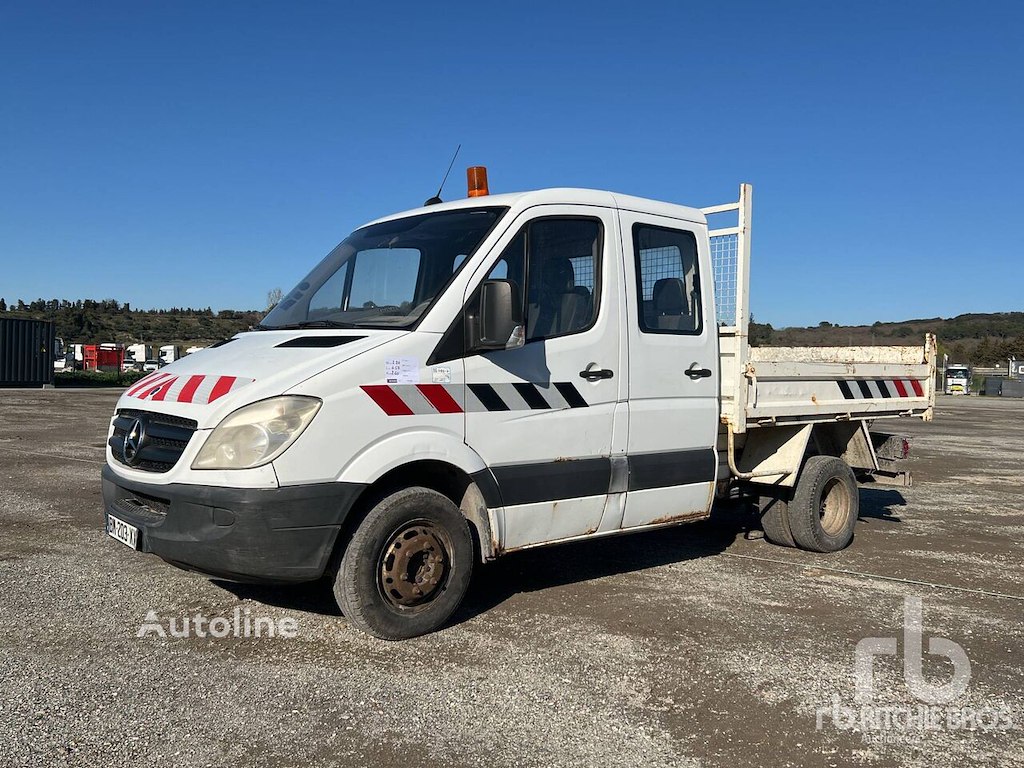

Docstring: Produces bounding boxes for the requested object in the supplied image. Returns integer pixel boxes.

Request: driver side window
[481,217,602,343]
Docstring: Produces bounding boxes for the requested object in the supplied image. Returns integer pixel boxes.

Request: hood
[115,329,403,427]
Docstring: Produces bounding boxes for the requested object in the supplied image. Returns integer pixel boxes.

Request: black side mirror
[471,279,525,351]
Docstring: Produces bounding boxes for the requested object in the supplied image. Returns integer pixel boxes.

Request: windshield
[260,206,507,330]
[946,369,970,379]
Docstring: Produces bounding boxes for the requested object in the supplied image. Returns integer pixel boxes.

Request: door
[618,211,719,528]
[461,206,622,550]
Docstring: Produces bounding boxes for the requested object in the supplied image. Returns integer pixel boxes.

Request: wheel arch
[336,443,501,565]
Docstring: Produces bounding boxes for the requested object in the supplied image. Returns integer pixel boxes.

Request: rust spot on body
[648,510,709,525]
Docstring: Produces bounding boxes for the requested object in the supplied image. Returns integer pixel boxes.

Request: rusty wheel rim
[378,520,451,609]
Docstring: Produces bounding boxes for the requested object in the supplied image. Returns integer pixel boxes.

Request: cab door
[461,206,623,550]
[618,210,719,528]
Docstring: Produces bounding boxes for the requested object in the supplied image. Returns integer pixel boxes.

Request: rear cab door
[617,207,719,527]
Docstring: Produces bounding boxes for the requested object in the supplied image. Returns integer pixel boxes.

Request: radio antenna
[424,144,461,206]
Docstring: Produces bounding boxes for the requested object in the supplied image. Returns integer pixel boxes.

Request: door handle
[685,363,712,379]
[579,363,614,382]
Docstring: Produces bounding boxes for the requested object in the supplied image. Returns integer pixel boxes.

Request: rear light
[467,166,489,197]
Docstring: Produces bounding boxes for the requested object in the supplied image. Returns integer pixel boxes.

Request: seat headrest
[653,278,686,314]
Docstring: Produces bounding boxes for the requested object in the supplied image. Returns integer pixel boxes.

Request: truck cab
[103,184,724,638]
[944,365,971,395]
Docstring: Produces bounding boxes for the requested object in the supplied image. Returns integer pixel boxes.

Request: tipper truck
[102,175,935,639]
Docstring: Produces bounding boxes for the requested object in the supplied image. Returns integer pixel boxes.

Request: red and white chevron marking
[837,378,926,400]
[125,372,255,404]
[361,382,589,416]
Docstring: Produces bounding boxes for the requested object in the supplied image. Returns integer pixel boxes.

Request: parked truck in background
[102,177,935,640]
[944,364,971,395]
[159,345,183,366]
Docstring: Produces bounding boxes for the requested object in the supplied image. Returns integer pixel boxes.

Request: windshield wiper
[253,320,359,331]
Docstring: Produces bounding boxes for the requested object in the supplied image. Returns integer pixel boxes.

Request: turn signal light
[467,166,489,197]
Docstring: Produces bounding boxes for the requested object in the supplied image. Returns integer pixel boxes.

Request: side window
[479,218,602,342]
[308,262,350,319]
[524,218,601,341]
[633,224,702,334]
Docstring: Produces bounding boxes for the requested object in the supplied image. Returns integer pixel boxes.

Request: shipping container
[0,318,56,387]
[1002,379,1024,398]
[83,343,124,372]
[983,377,1003,396]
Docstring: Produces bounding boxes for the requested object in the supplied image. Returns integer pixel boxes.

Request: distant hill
[0,298,261,348]
[748,312,1024,366]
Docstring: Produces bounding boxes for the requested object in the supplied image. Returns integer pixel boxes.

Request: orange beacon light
[467,166,489,197]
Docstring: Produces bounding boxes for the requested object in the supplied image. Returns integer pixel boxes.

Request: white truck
[159,345,183,366]
[944,364,971,395]
[102,177,935,639]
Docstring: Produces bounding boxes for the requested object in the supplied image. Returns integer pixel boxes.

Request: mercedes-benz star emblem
[123,418,144,465]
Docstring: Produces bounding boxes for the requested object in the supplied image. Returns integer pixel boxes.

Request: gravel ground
[0,389,1021,767]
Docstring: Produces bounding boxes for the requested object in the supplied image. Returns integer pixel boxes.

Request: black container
[1002,379,1024,398]
[0,318,56,387]
[982,377,1003,397]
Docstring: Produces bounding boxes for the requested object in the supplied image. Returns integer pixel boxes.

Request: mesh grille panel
[710,233,738,327]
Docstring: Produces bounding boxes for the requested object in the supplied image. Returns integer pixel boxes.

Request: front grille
[109,409,198,473]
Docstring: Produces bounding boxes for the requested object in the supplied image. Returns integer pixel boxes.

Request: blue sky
[1,1,1020,327]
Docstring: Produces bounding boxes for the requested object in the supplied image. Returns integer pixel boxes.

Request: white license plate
[106,514,139,550]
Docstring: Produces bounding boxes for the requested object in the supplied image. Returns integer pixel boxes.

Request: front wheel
[333,487,474,640]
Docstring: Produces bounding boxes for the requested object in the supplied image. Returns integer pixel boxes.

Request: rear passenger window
[633,224,702,334]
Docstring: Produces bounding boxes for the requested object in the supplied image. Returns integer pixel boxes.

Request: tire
[787,456,859,553]
[333,487,474,640]
[759,494,796,548]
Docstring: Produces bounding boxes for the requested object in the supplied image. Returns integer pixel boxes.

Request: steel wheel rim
[818,477,851,535]
[378,520,452,610]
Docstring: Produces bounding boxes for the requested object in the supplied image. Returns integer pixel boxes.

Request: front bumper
[101,465,365,583]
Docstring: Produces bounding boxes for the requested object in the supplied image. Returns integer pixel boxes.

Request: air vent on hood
[275,335,366,349]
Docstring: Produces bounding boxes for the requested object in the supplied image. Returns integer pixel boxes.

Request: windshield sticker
[385,357,419,385]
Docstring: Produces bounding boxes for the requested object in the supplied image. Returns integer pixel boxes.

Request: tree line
[0,297,262,346]
[749,312,1024,367]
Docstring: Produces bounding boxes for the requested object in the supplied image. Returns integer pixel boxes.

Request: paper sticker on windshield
[385,357,419,384]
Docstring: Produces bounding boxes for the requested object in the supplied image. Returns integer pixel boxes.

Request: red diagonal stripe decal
[362,385,413,416]
[416,384,463,414]
[150,377,178,401]
[909,379,924,397]
[126,372,169,397]
[892,379,908,397]
[177,375,205,403]
[208,376,237,403]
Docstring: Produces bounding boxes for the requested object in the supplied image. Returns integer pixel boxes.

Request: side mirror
[471,279,525,351]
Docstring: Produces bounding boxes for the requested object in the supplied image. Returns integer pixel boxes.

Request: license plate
[106,514,139,550]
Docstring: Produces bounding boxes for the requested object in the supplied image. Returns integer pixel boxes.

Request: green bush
[55,370,148,388]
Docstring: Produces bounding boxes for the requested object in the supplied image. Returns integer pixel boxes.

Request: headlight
[192,396,321,470]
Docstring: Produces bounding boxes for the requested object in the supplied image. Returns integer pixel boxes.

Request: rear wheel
[333,487,474,640]
[759,494,796,547]
[787,456,859,552]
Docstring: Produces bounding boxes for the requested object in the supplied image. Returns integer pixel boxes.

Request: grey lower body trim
[474,448,716,508]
